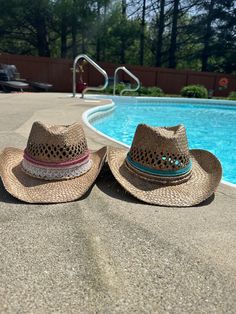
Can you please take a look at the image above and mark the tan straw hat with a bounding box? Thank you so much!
[0,121,106,203]
[108,124,222,206]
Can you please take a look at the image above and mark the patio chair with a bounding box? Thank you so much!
[0,64,53,92]
[0,68,29,92]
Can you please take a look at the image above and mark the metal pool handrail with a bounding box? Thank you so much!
[72,54,108,98]
[113,66,140,96]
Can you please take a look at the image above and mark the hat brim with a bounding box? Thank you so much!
[0,146,107,203]
[108,147,222,207]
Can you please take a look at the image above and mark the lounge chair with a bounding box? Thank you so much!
[0,64,53,92]
[0,68,29,92]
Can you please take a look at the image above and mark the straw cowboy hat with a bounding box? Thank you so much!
[0,121,106,203]
[108,124,222,206]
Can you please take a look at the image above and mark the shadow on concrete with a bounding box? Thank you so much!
[96,163,143,205]
[196,194,215,206]
[0,179,23,204]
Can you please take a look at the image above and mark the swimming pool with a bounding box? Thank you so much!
[84,96,236,185]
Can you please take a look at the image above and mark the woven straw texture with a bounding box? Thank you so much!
[129,124,190,171]
[0,146,107,203]
[26,121,88,163]
[108,147,222,207]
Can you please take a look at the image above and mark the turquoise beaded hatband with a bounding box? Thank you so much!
[126,153,192,177]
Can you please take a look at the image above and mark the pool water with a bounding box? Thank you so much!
[92,99,236,184]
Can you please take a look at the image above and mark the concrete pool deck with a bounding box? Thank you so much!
[0,92,235,313]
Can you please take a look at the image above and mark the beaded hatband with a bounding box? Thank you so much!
[125,153,192,184]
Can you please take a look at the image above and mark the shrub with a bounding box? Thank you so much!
[137,86,149,96]
[115,82,127,94]
[104,82,127,95]
[228,91,236,100]
[103,83,164,97]
[137,86,164,96]
[180,85,208,98]
[104,85,114,94]
[147,86,164,97]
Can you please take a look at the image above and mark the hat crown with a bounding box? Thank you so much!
[129,124,190,172]
[26,121,88,163]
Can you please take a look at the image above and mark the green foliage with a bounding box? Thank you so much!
[145,86,164,97]
[103,85,114,94]
[228,91,236,100]
[0,0,235,74]
[137,86,149,95]
[103,84,164,97]
[133,86,164,97]
[180,85,208,98]
[0,0,53,56]
[103,83,126,95]
[115,83,127,94]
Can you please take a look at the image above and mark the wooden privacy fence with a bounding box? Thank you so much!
[0,53,236,97]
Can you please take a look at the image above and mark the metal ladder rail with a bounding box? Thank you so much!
[113,66,140,96]
[72,54,108,98]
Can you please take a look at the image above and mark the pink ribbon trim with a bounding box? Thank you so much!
[23,150,90,168]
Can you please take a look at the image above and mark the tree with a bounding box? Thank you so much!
[155,0,165,67]
[0,0,235,73]
[168,0,180,68]
[53,0,73,58]
[121,0,127,63]
[205,0,236,73]
[201,0,216,71]
[94,0,111,61]
[139,0,146,65]
[0,0,52,57]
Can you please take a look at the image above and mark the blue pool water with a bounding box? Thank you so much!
[92,98,236,184]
